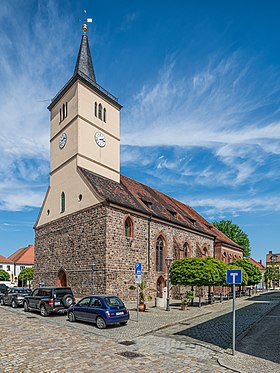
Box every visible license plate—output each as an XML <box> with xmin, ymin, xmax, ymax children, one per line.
<box><xmin>116</xmin><ymin>311</ymin><xmax>124</xmax><ymax>316</ymax></box>
<box><xmin>55</xmin><ymin>301</ymin><xmax>61</xmax><ymax>306</ymax></box>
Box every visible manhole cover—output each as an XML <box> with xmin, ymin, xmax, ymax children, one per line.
<box><xmin>119</xmin><ymin>341</ymin><xmax>136</xmax><ymax>346</ymax></box>
<box><xmin>117</xmin><ymin>351</ymin><xmax>144</xmax><ymax>359</ymax></box>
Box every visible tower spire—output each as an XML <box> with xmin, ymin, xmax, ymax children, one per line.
<box><xmin>74</xmin><ymin>10</ymin><xmax>96</xmax><ymax>82</ymax></box>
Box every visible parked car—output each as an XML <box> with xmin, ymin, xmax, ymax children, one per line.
<box><xmin>1</xmin><ymin>287</ymin><xmax>32</xmax><ymax>308</ymax></box>
<box><xmin>23</xmin><ymin>287</ymin><xmax>74</xmax><ymax>316</ymax></box>
<box><xmin>67</xmin><ymin>295</ymin><xmax>129</xmax><ymax>329</ymax></box>
<box><xmin>0</xmin><ymin>284</ymin><xmax>9</xmax><ymax>301</ymax></box>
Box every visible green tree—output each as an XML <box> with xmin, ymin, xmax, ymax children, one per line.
<box><xmin>230</xmin><ymin>258</ymin><xmax>262</xmax><ymax>286</ymax></box>
<box><xmin>0</xmin><ymin>269</ymin><xmax>10</xmax><ymax>281</ymax></box>
<box><xmin>170</xmin><ymin>258</ymin><xmax>223</xmax><ymax>287</ymax></box>
<box><xmin>264</xmin><ymin>266</ymin><xmax>280</xmax><ymax>289</ymax></box>
<box><xmin>213</xmin><ymin>220</ymin><xmax>251</xmax><ymax>257</ymax></box>
<box><xmin>19</xmin><ymin>267</ymin><xmax>34</xmax><ymax>287</ymax></box>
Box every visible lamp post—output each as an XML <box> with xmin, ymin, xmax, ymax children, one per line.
<box><xmin>165</xmin><ymin>256</ymin><xmax>173</xmax><ymax>311</ymax></box>
<box><xmin>91</xmin><ymin>262</ymin><xmax>96</xmax><ymax>294</ymax></box>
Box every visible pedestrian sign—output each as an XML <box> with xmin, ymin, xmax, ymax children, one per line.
<box><xmin>135</xmin><ymin>262</ymin><xmax>142</xmax><ymax>275</ymax></box>
<box><xmin>226</xmin><ymin>269</ymin><xmax>242</xmax><ymax>285</ymax></box>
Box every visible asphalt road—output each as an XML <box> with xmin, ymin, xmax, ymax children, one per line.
<box><xmin>237</xmin><ymin>300</ymin><xmax>280</xmax><ymax>364</ymax></box>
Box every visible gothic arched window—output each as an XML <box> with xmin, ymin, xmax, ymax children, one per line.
<box><xmin>98</xmin><ymin>104</ymin><xmax>102</xmax><ymax>120</ymax></box>
<box><xmin>124</xmin><ymin>217</ymin><xmax>133</xmax><ymax>238</ymax></box>
<box><xmin>183</xmin><ymin>242</ymin><xmax>189</xmax><ymax>258</ymax></box>
<box><xmin>60</xmin><ymin>108</ymin><xmax>62</xmax><ymax>123</ymax></box>
<box><xmin>103</xmin><ymin>108</ymin><xmax>106</xmax><ymax>123</ymax></box>
<box><xmin>62</xmin><ymin>104</ymin><xmax>65</xmax><ymax>120</ymax></box>
<box><xmin>156</xmin><ymin>236</ymin><xmax>164</xmax><ymax>272</ymax></box>
<box><xmin>61</xmin><ymin>192</ymin><xmax>65</xmax><ymax>213</ymax></box>
<box><xmin>94</xmin><ymin>102</ymin><xmax>97</xmax><ymax>117</ymax></box>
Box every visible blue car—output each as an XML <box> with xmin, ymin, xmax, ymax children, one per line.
<box><xmin>67</xmin><ymin>295</ymin><xmax>129</xmax><ymax>329</ymax></box>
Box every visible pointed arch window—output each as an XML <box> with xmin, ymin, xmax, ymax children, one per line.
<box><xmin>60</xmin><ymin>192</ymin><xmax>65</xmax><ymax>213</ymax></box>
<box><xmin>94</xmin><ymin>102</ymin><xmax>97</xmax><ymax>117</ymax></box>
<box><xmin>103</xmin><ymin>108</ymin><xmax>106</xmax><ymax>123</ymax></box>
<box><xmin>60</xmin><ymin>108</ymin><xmax>62</xmax><ymax>123</ymax></box>
<box><xmin>124</xmin><ymin>217</ymin><xmax>133</xmax><ymax>238</ymax></box>
<box><xmin>65</xmin><ymin>102</ymin><xmax>68</xmax><ymax>118</ymax></box>
<box><xmin>156</xmin><ymin>236</ymin><xmax>164</xmax><ymax>272</ymax></box>
<box><xmin>180</xmin><ymin>242</ymin><xmax>189</xmax><ymax>259</ymax></box>
<box><xmin>62</xmin><ymin>104</ymin><xmax>65</xmax><ymax>120</ymax></box>
<box><xmin>98</xmin><ymin>104</ymin><xmax>102</xmax><ymax>120</ymax></box>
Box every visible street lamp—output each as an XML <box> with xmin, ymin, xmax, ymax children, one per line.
<box><xmin>91</xmin><ymin>262</ymin><xmax>96</xmax><ymax>294</ymax></box>
<box><xmin>165</xmin><ymin>256</ymin><xmax>173</xmax><ymax>311</ymax></box>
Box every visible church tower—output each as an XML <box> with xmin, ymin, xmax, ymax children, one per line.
<box><xmin>36</xmin><ymin>22</ymin><xmax>122</xmax><ymax>227</ymax></box>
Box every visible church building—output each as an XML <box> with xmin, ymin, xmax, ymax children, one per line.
<box><xmin>34</xmin><ymin>23</ymin><xmax>243</xmax><ymax>299</ymax></box>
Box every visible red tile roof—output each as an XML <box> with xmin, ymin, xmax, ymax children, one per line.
<box><xmin>266</xmin><ymin>252</ymin><xmax>280</xmax><ymax>263</ymax></box>
<box><xmin>248</xmin><ymin>257</ymin><xmax>265</xmax><ymax>269</ymax></box>
<box><xmin>0</xmin><ymin>254</ymin><xmax>12</xmax><ymax>264</ymax></box>
<box><xmin>80</xmin><ymin>168</ymin><xmax>242</xmax><ymax>250</ymax></box>
<box><xmin>7</xmin><ymin>245</ymin><xmax>34</xmax><ymax>265</ymax></box>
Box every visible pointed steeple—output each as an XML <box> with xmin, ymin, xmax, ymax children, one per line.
<box><xmin>74</xmin><ymin>32</ymin><xmax>96</xmax><ymax>83</ymax></box>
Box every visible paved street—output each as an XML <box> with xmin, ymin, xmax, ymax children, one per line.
<box><xmin>0</xmin><ymin>291</ymin><xmax>279</xmax><ymax>372</ymax></box>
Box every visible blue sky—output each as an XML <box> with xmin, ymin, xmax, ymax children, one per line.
<box><xmin>0</xmin><ymin>0</ymin><xmax>280</xmax><ymax>262</ymax></box>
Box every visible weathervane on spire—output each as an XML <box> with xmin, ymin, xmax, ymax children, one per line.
<box><xmin>82</xmin><ymin>9</ymin><xmax>93</xmax><ymax>34</ymax></box>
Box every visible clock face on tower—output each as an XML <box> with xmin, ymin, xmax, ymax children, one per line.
<box><xmin>59</xmin><ymin>133</ymin><xmax>67</xmax><ymax>149</ymax></box>
<box><xmin>95</xmin><ymin>132</ymin><xmax>106</xmax><ymax>148</ymax></box>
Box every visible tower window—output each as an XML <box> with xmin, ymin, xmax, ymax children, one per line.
<box><xmin>124</xmin><ymin>217</ymin><xmax>133</xmax><ymax>238</ymax></box>
<box><xmin>62</xmin><ymin>104</ymin><xmax>65</xmax><ymax>120</ymax></box>
<box><xmin>98</xmin><ymin>104</ymin><xmax>102</xmax><ymax>120</ymax></box>
<box><xmin>78</xmin><ymin>194</ymin><xmax>83</xmax><ymax>202</ymax></box>
<box><xmin>156</xmin><ymin>236</ymin><xmax>164</xmax><ymax>272</ymax></box>
<box><xmin>103</xmin><ymin>108</ymin><xmax>106</xmax><ymax>123</ymax></box>
<box><xmin>94</xmin><ymin>102</ymin><xmax>97</xmax><ymax>117</ymax></box>
<box><xmin>61</xmin><ymin>192</ymin><xmax>65</xmax><ymax>213</ymax></box>
<box><xmin>60</xmin><ymin>108</ymin><xmax>62</xmax><ymax>123</ymax></box>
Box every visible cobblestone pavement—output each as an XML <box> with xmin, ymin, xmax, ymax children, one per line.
<box><xmin>0</xmin><ymin>291</ymin><xmax>279</xmax><ymax>372</ymax></box>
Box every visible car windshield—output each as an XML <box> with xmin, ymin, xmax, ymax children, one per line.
<box><xmin>104</xmin><ymin>297</ymin><xmax>124</xmax><ymax>307</ymax></box>
<box><xmin>15</xmin><ymin>289</ymin><xmax>32</xmax><ymax>294</ymax></box>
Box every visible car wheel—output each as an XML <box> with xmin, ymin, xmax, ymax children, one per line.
<box><xmin>2</xmin><ymin>299</ymin><xmax>6</xmax><ymax>306</ymax></box>
<box><xmin>62</xmin><ymin>294</ymin><xmax>74</xmax><ymax>308</ymax></box>
<box><xmin>96</xmin><ymin>316</ymin><xmax>106</xmax><ymax>329</ymax></box>
<box><xmin>68</xmin><ymin>311</ymin><xmax>76</xmax><ymax>322</ymax></box>
<box><xmin>23</xmin><ymin>301</ymin><xmax>29</xmax><ymax>312</ymax></box>
<box><xmin>11</xmin><ymin>299</ymin><xmax>17</xmax><ymax>308</ymax></box>
<box><xmin>40</xmin><ymin>305</ymin><xmax>49</xmax><ymax>317</ymax></box>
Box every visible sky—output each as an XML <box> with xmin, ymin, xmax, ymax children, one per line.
<box><xmin>0</xmin><ymin>0</ymin><xmax>280</xmax><ymax>262</ymax></box>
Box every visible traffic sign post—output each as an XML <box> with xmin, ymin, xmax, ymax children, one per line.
<box><xmin>226</xmin><ymin>269</ymin><xmax>242</xmax><ymax>356</ymax></box>
<box><xmin>135</xmin><ymin>263</ymin><xmax>142</xmax><ymax>323</ymax></box>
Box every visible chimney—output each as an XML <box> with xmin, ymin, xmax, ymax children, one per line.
<box><xmin>259</xmin><ymin>260</ymin><xmax>262</xmax><ymax>265</ymax></box>
<box><xmin>269</xmin><ymin>250</ymin><xmax>272</xmax><ymax>254</ymax></box>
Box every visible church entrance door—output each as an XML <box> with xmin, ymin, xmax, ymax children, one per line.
<box><xmin>56</xmin><ymin>269</ymin><xmax>67</xmax><ymax>287</ymax></box>
<box><xmin>156</xmin><ymin>276</ymin><xmax>165</xmax><ymax>298</ymax></box>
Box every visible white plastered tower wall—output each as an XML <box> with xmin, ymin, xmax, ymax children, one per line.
<box><xmin>36</xmin><ymin>31</ymin><xmax>121</xmax><ymax>228</ymax></box>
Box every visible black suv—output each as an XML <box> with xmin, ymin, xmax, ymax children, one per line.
<box><xmin>23</xmin><ymin>287</ymin><xmax>74</xmax><ymax>316</ymax></box>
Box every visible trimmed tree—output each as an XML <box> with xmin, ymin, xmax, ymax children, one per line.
<box><xmin>213</xmin><ymin>220</ymin><xmax>251</xmax><ymax>257</ymax></box>
<box><xmin>230</xmin><ymin>258</ymin><xmax>261</xmax><ymax>286</ymax></box>
<box><xmin>0</xmin><ymin>269</ymin><xmax>10</xmax><ymax>281</ymax></box>
<box><xmin>170</xmin><ymin>258</ymin><xmax>222</xmax><ymax>287</ymax></box>
<box><xmin>18</xmin><ymin>267</ymin><xmax>34</xmax><ymax>287</ymax></box>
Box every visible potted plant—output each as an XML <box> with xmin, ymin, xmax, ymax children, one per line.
<box><xmin>180</xmin><ymin>291</ymin><xmax>194</xmax><ymax>310</ymax></box>
<box><xmin>129</xmin><ymin>280</ymin><xmax>156</xmax><ymax>312</ymax></box>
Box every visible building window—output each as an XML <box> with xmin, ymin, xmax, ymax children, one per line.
<box><xmin>20</xmin><ymin>266</ymin><xmax>25</xmax><ymax>271</ymax></box>
<box><xmin>94</xmin><ymin>102</ymin><xmax>97</xmax><ymax>117</ymax></box>
<box><xmin>103</xmin><ymin>108</ymin><xmax>106</xmax><ymax>123</ymax></box>
<box><xmin>60</xmin><ymin>108</ymin><xmax>62</xmax><ymax>123</ymax></box>
<box><xmin>7</xmin><ymin>265</ymin><xmax>10</xmax><ymax>271</ymax></box>
<box><xmin>0</xmin><ymin>265</ymin><xmax>2</xmax><ymax>269</ymax></box>
<box><xmin>124</xmin><ymin>217</ymin><xmax>133</xmax><ymax>238</ymax></box>
<box><xmin>182</xmin><ymin>242</ymin><xmax>189</xmax><ymax>258</ymax></box>
<box><xmin>61</xmin><ymin>192</ymin><xmax>65</xmax><ymax>213</ymax></box>
<box><xmin>65</xmin><ymin>102</ymin><xmax>68</xmax><ymax>118</ymax></box>
<box><xmin>78</xmin><ymin>194</ymin><xmax>83</xmax><ymax>202</ymax></box>
<box><xmin>156</xmin><ymin>236</ymin><xmax>164</xmax><ymax>272</ymax></box>
<box><xmin>98</xmin><ymin>104</ymin><xmax>102</xmax><ymax>120</ymax></box>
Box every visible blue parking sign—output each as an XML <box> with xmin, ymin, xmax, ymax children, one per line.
<box><xmin>226</xmin><ymin>269</ymin><xmax>242</xmax><ymax>284</ymax></box>
<box><xmin>135</xmin><ymin>262</ymin><xmax>142</xmax><ymax>275</ymax></box>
